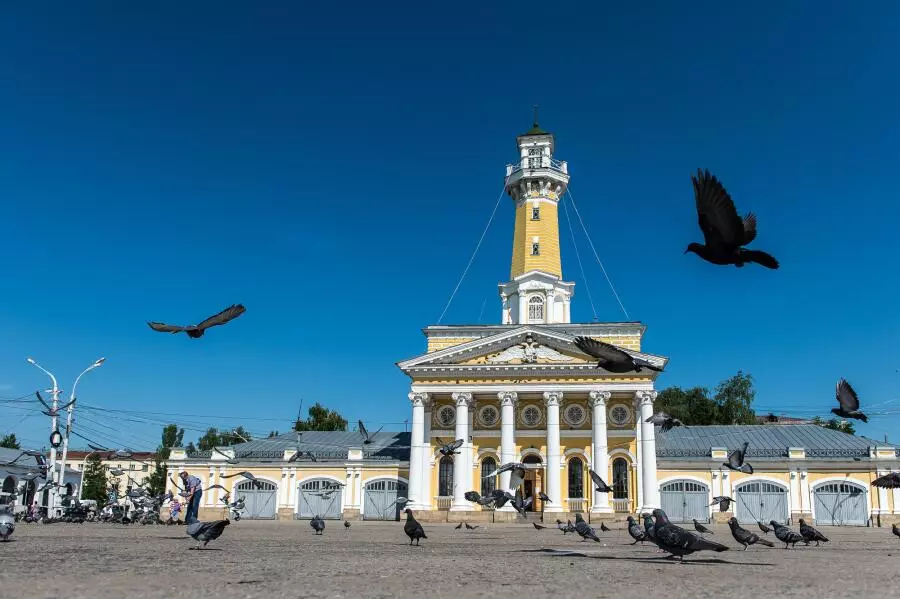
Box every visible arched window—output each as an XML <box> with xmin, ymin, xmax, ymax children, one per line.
<box><xmin>481</xmin><ymin>457</ymin><xmax>497</xmax><ymax>496</ymax></box>
<box><xmin>567</xmin><ymin>458</ymin><xmax>584</xmax><ymax>499</ymax></box>
<box><xmin>612</xmin><ymin>458</ymin><xmax>629</xmax><ymax>499</ymax></box>
<box><xmin>438</xmin><ymin>455</ymin><xmax>454</xmax><ymax>497</ymax></box>
<box><xmin>528</xmin><ymin>296</ymin><xmax>544</xmax><ymax>322</ymax></box>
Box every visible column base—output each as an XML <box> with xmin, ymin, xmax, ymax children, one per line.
<box><xmin>542</xmin><ymin>505</ymin><xmax>564</xmax><ymax>513</ymax></box>
<box><xmin>590</xmin><ymin>505</ymin><xmax>614</xmax><ymax>514</ymax></box>
<box><xmin>638</xmin><ymin>505</ymin><xmax>661</xmax><ymax>515</ymax></box>
<box><xmin>449</xmin><ymin>504</ymin><xmax>472</xmax><ymax>512</ymax></box>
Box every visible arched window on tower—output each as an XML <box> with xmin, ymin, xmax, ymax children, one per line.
<box><xmin>528</xmin><ymin>296</ymin><xmax>544</xmax><ymax>322</ymax></box>
<box><xmin>438</xmin><ymin>455</ymin><xmax>454</xmax><ymax>497</ymax></box>
<box><xmin>567</xmin><ymin>457</ymin><xmax>584</xmax><ymax>499</ymax></box>
<box><xmin>481</xmin><ymin>457</ymin><xmax>497</xmax><ymax>496</ymax></box>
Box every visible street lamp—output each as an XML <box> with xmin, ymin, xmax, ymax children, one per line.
<box><xmin>57</xmin><ymin>358</ymin><xmax>106</xmax><ymax>510</ymax></box>
<box><xmin>26</xmin><ymin>357</ymin><xmax>61</xmax><ymax>514</ymax></box>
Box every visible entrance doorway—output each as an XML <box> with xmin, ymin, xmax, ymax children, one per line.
<box><xmin>521</xmin><ymin>454</ymin><xmax>543</xmax><ymax>511</ymax></box>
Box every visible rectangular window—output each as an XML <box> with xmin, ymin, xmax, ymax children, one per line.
<box><xmin>531</xmin><ymin>206</ymin><xmax>540</xmax><ymax>220</ymax></box>
<box><xmin>142</xmin><ymin>464</ymin><xmax>149</xmax><ymax>472</ymax></box>
<box><xmin>531</xmin><ymin>242</ymin><xmax>540</xmax><ymax>256</ymax></box>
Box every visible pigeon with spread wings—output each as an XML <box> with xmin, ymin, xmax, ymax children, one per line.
<box><xmin>574</xmin><ymin>336</ymin><xmax>663</xmax><ymax>373</ymax></box>
<box><xmin>148</xmin><ymin>304</ymin><xmax>246</xmax><ymax>338</ymax></box>
<box><xmin>358</xmin><ymin>420</ymin><xmax>384</xmax><ymax>444</ymax></box>
<box><xmin>488</xmin><ymin>462</ymin><xmax>526</xmax><ymax>493</ymax></box>
<box><xmin>833</xmin><ymin>378</ymin><xmax>868</xmax><ymax>422</ymax></box>
<box><xmin>438</xmin><ymin>438</ymin><xmax>465</xmax><ymax>457</ymax></box>
<box><xmin>588</xmin><ymin>468</ymin><xmax>614</xmax><ymax>493</ymax></box>
<box><xmin>645</xmin><ymin>411</ymin><xmax>684</xmax><ymax>433</ymax></box>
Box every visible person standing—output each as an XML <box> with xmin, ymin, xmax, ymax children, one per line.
<box><xmin>179</xmin><ymin>469</ymin><xmax>203</xmax><ymax>524</ymax></box>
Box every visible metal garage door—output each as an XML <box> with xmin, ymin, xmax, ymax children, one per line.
<box><xmin>813</xmin><ymin>482</ymin><xmax>868</xmax><ymax>526</ymax></box>
<box><xmin>660</xmin><ymin>480</ymin><xmax>710</xmax><ymax>523</ymax></box>
<box><xmin>735</xmin><ymin>481</ymin><xmax>788</xmax><ymax>525</ymax></box>
<box><xmin>297</xmin><ymin>479</ymin><xmax>343</xmax><ymax>520</ymax></box>
<box><xmin>363</xmin><ymin>479</ymin><xmax>408</xmax><ymax>521</ymax></box>
<box><xmin>234</xmin><ymin>480</ymin><xmax>278</xmax><ymax>520</ymax></box>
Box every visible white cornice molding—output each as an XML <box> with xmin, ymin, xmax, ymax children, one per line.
<box><xmin>413</xmin><ymin>382</ymin><xmax>656</xmax><ymax>394</ymax></box>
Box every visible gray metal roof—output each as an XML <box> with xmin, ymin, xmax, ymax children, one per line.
<box><xmin>656</xmin><ymin>425</ymin><xmax>893</xmax><ymax>459</ymax></box>
<box><xmin>187</xmin><ymin>430</ymin><xmax>411</xmax><ymax>462</ymax></box>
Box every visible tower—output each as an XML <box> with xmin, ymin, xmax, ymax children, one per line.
<box><xmin>499</xmin><ymin>113</ymin><xmax>575</xmax><ymax>325</ymax></box>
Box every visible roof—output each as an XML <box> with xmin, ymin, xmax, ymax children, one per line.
<box><xmin>755</xmin><ymin>414</ymin><xmax>814</xmax><ymax>425</ymax></box>
<box><xmin>656</xmin><ymin>425</ymin><xmax>894</xmax><ymax>459</ymax></box>
<box><xmin>67</xmin><ymin>450</ymin><xmax>156</xmax><ymax>460</ymax></box>
<box><xmin>520</xmin><ymin>123</ymin><xmax>548</xmax><ymax>136</ymax></box>
<box><xmin>185</xmin><ymin>430</ymin><xmax>411</xmax><ymax>462</ymax></box>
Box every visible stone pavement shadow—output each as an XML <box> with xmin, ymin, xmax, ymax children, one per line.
<box><xmin>520</xmin><ymin>547</ymin><xmax>775</xmax><ymax>567</ymax></box>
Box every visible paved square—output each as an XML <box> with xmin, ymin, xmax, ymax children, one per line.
<box><xmin>0</xmin><ymin>520</ymin><xmax>895</xmax><ymax>598</ymax></box>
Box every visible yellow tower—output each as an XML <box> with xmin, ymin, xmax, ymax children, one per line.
<box><xmin>499</xmin><ymin>113</ymin><xmax>575</xmax><ymax>325</ymax></box>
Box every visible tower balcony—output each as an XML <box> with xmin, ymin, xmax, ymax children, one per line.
<box><xmin>506</xmin><ymin>156</ymin><xmax>568</xmax><ymax>178</ymax></box>
<box><xmin>505</xmin><ymin>156</ymin><xmax>570</xmax><ymax>199</ymax></box>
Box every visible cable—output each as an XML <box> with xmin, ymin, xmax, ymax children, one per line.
<box><xmin>561</xmin><ymin>194</ymin><xmax>598</xmax><ymax>320</ymax></box>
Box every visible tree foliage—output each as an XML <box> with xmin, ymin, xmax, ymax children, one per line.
<box><xmin>812</xmin><ymin>416</ymin><xmax>856</xmax><ymax>435</ymax></box>
<box><xmin>293</xmin><ymin>402</ymin><xmax>348</xmax><ymax>432</ymax></box>
<box><xmin>0</xmin><ymin>433</ymin><xmax>20</xmax><ymax>449</ymax></box>
<box><xmin>196</xmin><ymin>426</ymin><xmax>252</xmax><ymax>450</ymax></box>
<box><xmin>81</xmin><ymin>453</ymin><xmax>108</xmax><ymax>504</ymax></box>
<box><xmin>655</xmin><ymin>371</ymin><xmax>758</xmax><ymax>426</ymax></box>
<box><xmin>146</xmin><ymin>424</ymin><xmax>185</xmax><ymax>496</ymax></box>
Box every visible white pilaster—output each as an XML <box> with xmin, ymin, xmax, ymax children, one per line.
<box><xmin>420</xmin><ymin>403</ymin><xmax>433</xmax><ymax>509</ymax></box>
<box><xmin>407</xmin><ymin>391</ymin><xmax>429</xmax><ymax>509</ymax></box>
<box><xmin>207</xmin><ymin>466</ymin><xmax>216</xmax><ymax>506</ymax></box>
<box><xmin>789</xmin><ymin>469</ymin><xmax>801</xmax><ymax>516</ymax></box>
<box><xmin>634</xmin><ymin>405</ymin><xmax>644</xmax><ymax>510</ymax></box>
<box><xmin>497</xmin><ymin>391</ymin><xmax>518</xmax><ymax>510</ymax></box>
<box><xmin>636</xmin><ymin>390</ymin><xmax>660</xmax><ymax>511</ymax></box>
<box><xmin>280</xmin><ymin>467</ymin><xmax>288</xmax><ymax>508</ymax></box>
<box><xmin>875</xmin><ymin>470</ymin><xmax>889</xmax><ymax>516</ymax></box>
<box><xmin>543</xmin><ymin>391</ymin><xmax>563</xmax><ymax>512</ymax></box>
<box><xmin>799</xmin><ymin>469</ymin><xmax>810</xmax><ymax>518</ymax></box>
<box><xmin>589</xmin><ymin>390</ymin><xmax>613</xmax><ymax>513</ymax></box>
<box><xmin>450</xmin><ymin>392</ymin><xmax>473</xmax><ymax>511</ymax></box>
<box><xmin>892</xmin><ymin>470</ymin><xmax>900</xmax><ymax>515</ymax></box>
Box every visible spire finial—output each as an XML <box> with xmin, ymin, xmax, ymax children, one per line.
<box><xmin>532</xmin><ymin>104</ymin><xmax>539</xmax><ymax>127</ymax></box>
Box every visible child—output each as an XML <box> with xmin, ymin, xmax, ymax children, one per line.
<box><xmin>169</xmin><ymin>498</ymin><xmax>182</xmax><ymax>523</ymax></box>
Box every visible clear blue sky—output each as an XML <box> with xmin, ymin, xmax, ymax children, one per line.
<box><xmin>1</xmin><ymin>2</ymin><xmax>897</xmax><ymax>451</ymax></box>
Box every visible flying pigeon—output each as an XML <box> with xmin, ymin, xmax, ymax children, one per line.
<box><xmin>509</xmin><ymin>495</ymin><xmax>532</xmax><ymax>517</ymax></box>
<box><xmin>727</xmin><ymin>517</ymin><xmax>774</xmax><ymax>550</ymax></box>
<box><xmin>186</xmin><ymin>519</ymin><xmax>229</xmax><ymax>549</ymax></box>
<box><xmin>574</xmin><ymin>336</ymin><xmax>663</xmax><ymax>373</ymax></box>
<box><xmin>770</xmin><ymin>521</ymin><xmax>808</xmax><ymax>549</ymax></box>
<box><xmin>626</xmin><ymin>516</ymin><xmax>646</xmax><ymax>544</ymax></box>
<box><xmin>710</xmin><ymin>496</ymin><xmax>735</xmax><ymax>512</ymax></box>
<box><xmin>389</xmin><ymin>496</ymin><xmax>410</xmax><ymax>509</ymax></box>
<box><xmin>872</xmin><ymin>472</ymin><xmax>900</xmax><ymax>489</ymax></box>
<box><xmin>573</xmin><ymin>513</ymin><xmax>601</xmax><ymax>542</ymax></box>
<box><xmin>685</xmin><ymin>168</ymin><xmax>779</xmax><ymax>269</ymax></box>
<box><xmin>204</xmin><ymin>484</ymin><xmax>228</xmax><ymax>493</ymax></box>
<box><xmin>358</xmin><ymin>420</ymin><xmax>384</xmax><ymax>444</ymax></box>
<box><xmin>723</xmin><ymin>442</ymin><xmax>753</xmax><ymax>474</ymax></box>
<box><xmin>489</xmin><ymin>462</ymin><xmax>526</xmax><ymax>492</ymax></box>
<box><xmin>600</xmin><ymin>522</ymin><xmax>611</xmax><ymax>532</ymax></box>
<box><xmin>464</xmin><ymin>522</ymin><xmax>478</xmax><ymax>530</ymax></box>
<box><xmin>652</xmin><ymin>509</ymin><xmax>729</xmax><ymax>562</ymax></box>
<box><xmin>219</xmin><ymin>472</ymin><xmax>263</xmax><ymax>488</ymax></box>
<box><xmin>833</xmin><ymin>378</ymin><xmax>868</xmax><ymax>422</ymax></box>
<box><xmin>693</xmin><ymin>519</ymin><xmax>713</xmax><ymax>535</ymax></box>
<box><xmin>438</xmin><ymin>439</ymin><xmax>465</xmax><ymax>457</ymax></box>
<box><xmin>455</xmin><ymin>522</ymin><xmax>462</xmax><ymax>529</ymax></box>
<box><xmin>0</xmin><ymin>506</ymin><xmax>14</xmax><ymax>541</ymax></box>
<box><xmin>310</xmin><ymin>515</ymin><xmax>325</xmax><ymax>535</ymax></box>
<box><xmin>147</xmin><ymin>304</ymin><xmax>246</xmax><ymax>338</ymax></box>
<box><xmin>533</xmin><ymin>522</ymin><xmax>546</xmax><ymax>530</ymax></box>
<box><xmin>403</xmin><ymin>509</ymin><xmax>427</xmax><ymax>546</ymax></box>
<box><xmin>798</xmin><ymin>518</ymin><xmax>829</xmax><ymax>547</ymax></box>
<box><xmin>757</xmin><ymin>521</ymin><xmax>772</xmax><ymax>535</ymax></box>
<box><xmin>645</xmin><ymin>411</ymin><xmax>684</xmax><ymax>433</ymax></box>
<box><xmin>538</xmin><ymin>491</ymin><xmax>551</xmax><ymax>503</ymax></box>
<box><xmin>588</xmin><ymin>469</ymin><xmax>614</xmax><ymax>493</ymax></box>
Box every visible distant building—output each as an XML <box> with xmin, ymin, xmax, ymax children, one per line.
<box><xmin>67</xmin><ymin>450</ymin><xmax>157</xmax><ymax>495</ymax></box>
<box><xmin>757</xmin><ymin>413</ymin><xmax>815</xmax><ymax>425</ymax></box>
<box><xmin>0</xmin><ymin>447</ymin><xmax>81</xmax><ymax>512</ymax></box>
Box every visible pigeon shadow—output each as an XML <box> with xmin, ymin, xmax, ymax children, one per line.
<box><xmin>520</xmin><ymin>548</ymin><xmax>774</xmax><ymax>567</ymax></box>
<box><xmin>187</xmin><ymin>547</ymin><xmax>223</xmax><ymax>551</ymax></box>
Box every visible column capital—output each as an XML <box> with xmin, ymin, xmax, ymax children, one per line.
<box><xmin>634</xmin><ymin>390</ymin><xmax>658</xmax><ymax>407</ymax></box>
<box><xmin>543</xmin><ymin>391</ymin><xmax>563</xmax><ymax>407</ymax></box>
<box><xmin>408</xmin><ymin>392</ymin><xmax>431</xmax><ymax>408</ymax></box>
<box><xmin>451</xmin><ymin>391</ymin><xmax>474</xmax><ymax>407</ymax></box>
<box><xmin>588</xmin><ymin>390</ymin><xmax>611</xmax><ymax>407</ymax></box>
<box><xmin>497</xmin><ymin>391</ymin><xmax>518</xmax><ymax>407</ymax></box>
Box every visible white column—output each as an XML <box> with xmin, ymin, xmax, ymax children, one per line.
<box><xmin>207</xmin><ymin>467</ymin><xmax>216</xmax><ymax>506</ymax></box>
<box><xmin>420</xmin><ymin>404</ymin><xmax>432</xmax><ymax>510</ymax></box>
<box><xmin>468</xmin><ymin>401</ymin><xmax>476</xmax><ymax>488</ymax></box>
<box><xmin>497</xmin><ymin>391</ymin><xmax>518</xmax><ymax>510</ymax></box>
<box><xmin>450</xmin><ymin>392</ymin><xmax>473</xmax><ymax>511</ymax></box>
<box><xmin>875</xmin><ymin>470</ymin><xmax>889</xmax><ymax>517</ymax></box>
<box><xmin>636</xmin><ymin>390</ymin><xmax>660</xmax><ymax>510</ymax></box>
<box><xmin>543</xmin><ymin>391</ymin><xmax>563</xmax><ymax>512</ymax></box>
<box><xmin>518</xmin><ymin>294</ymin><xmax>527</xmax><ymax>325</ymax></box>
<box><xmin>589</xmin><ymin>390</ymin><xmax>612</xmax><ymax>513</ymax></box>
<box><xmin>634</xmin><ymin>404</ymin><xmax>644</xmax><ymax>510</ymax></box>
<box><xmin>407</xmin><ymin>392</ymin><xmax>429</xmax><ymax>509</ymax></box>
<box><xmin>789</xmin><ymin>469</ymin><xmax>801</xmax><ymax>516</ymax></box>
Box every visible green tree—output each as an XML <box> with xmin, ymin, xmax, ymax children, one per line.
<box><xmin>197</xmin><ymin>427</ymin><xmax>222</xmax><ymax>451</ymax></box>
<box><xmin>812</xmin><ymin>416</ymin><xmax>856</xmax><ymax>435</ymax></box>
<box><xmin>146</xmin><ymin>424</ymin><xmax>185</xmax><ymax>496</ymax></box>
<box><xmin>654</xmin><ymin>386</ymin><xmax>718</xmax><ymax>425</ymax></box>
<box><xmin>293</xmin><ymin>402</ymin><xmax>348</xmax><ymax>432</ymax></box>
<box><xmin>220</xmin><ymin>426</ymin><xmax>252</xmax><ymax>445</ymax></box>
<box><xmin>185</xmin><ymin>441</ymin><xmax>197</xmax><ymax>453</ymax></box>
<box><xmin>268</xmin><ymin>430</ymin><xmax>279</xmax><ymax>438</ymax></box>
<box><xmin>712</xmin><ymin>371</ymin><xmax>757</xmax><ymax>425</ymax></box>
<box><xmin>655</xmin><ymin>371</ymin><xmax>757</xmax><ymax>426</ymax></box>
<box><xmin>81</xmin><ymin>453</ymin><xmax>108</xmax><ymax>504</ymax></box>
<box><xmin>0</xmin><ymin>433</ymin><xmax>20</xmax><ymax>449</ymax></box>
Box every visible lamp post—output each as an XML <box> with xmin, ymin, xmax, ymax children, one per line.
<box><xmin>57</xmin><ymin>358</ymin><xmax>105</xmax><ymax>513</ymax></box>
<box><xmin>26</xmin><ymin>358</ymin><xmax>60</xmax><ymax>515</ymax></box>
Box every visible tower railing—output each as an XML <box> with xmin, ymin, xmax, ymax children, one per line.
<box><xmin>505</xmin><ymin>157</ymin><xmax>568</xmax><ymax>177</ymax></box>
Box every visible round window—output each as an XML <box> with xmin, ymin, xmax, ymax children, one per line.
<box><xmin>564</xmin><ymin>404</ymin><xmax>586</xmax><ymax>426</ymax></box>
<box><xmin>609</xmin><ymin>405</ymin><xmax>630</xmax><ymax>426</ymax></box>
<box><xmin>479</xmin><ymin>406</ymin><xmax>499</xmax><ymax>427</ymax></box>
<box><xmin>522</xmin><ymin>405</ymin><xmax>541</xmax><ymax>427</ymax></box>
<box><xmin>437</xmin><ymin>405</ymin><xmax>455</xmax><ymax>427</ymax></box>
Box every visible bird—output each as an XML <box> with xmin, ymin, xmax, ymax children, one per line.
<box><xmin>357</xmin><ymin>420</ymin><xmax>384</xmax><ymax>444</ymax></box>
<box><xmin>685</xmin><ymin>168</ymin><xmax>779</xmax><ymax>269</ymax></box>
<box><xmin>464</xmin><ymin>489</ymin><xmax>512</xmax><ymax>509</ymax></box>
<box><xmin>833</xmin><ymin>378</ymin><xmax>868</xmax><ymax>422</ymax></box>
<box><xmin>710</xmin><ymin>496</ymin><xmax>735</xmax><ymax>512</ymax></box>
<box><xmin>464</xmin><ymin>522</ymin><xmax>478</xmax><ymax>530</ymax></box>
<box><xmin>798</xmin><ymin>518</ymin><xmax>829</xmax><ymax>547</ymax></box>
<box><xmin>573</xmin><ymin>513</ymin><xmax>601</xmax><ymax>542</ymax></box>
<box><xmin>0</xmin><ymin>506</ymin><xmax>14</xmax><ymax>541</ymax></box>
<box><xmin>344</xmin><ymin>520</ymin><xmax>351</xmax><ymax>529</ymax></box>
<box><xmin>185</xmin><ymin>519</ymin><xmax>229</xmax><ymax>549</ymax></box>
<box><xmin>310</xmin><ymin>515</ymin><xmax>325</xmax><ymax>535</ymax></box>
<box><xmin>600</xmin><ymin>522</ymin><xmax>611</xmax><ymax>532</ymax></box>
<box><xmin>438</xmin><ymin>439</ymin><xmax>465</xmax><ymax>457</ymax></box>
<box><xmin>219</xmin><ymin>472</ymin><xmax>263</xmax><ymax>489</ymax></box>
<box><xmin>489</xmin><ymin>462</ymin><xmax>527</xmax><ymax>492</ymax></box>
<box><xmin>538</xmin><ymin>491</ymin><xmax>551</xmax><ymax>503</ymax></box>
<box><xmin>555</xmin><ymin>519</ymin><xmax>569</xmax><ymax>534</ymax></box>
<box><xmin>651</xmin><ymin>509</ymin><xmax>729</xmax><ymax>563</ymax></box>
<box><xmin>892</xmin><ymin>523</ymin><xmax>899</xmax><ymax>539</ymax></box>
<box><xmin>588</xmin><ymin>469</ymin><xmax>614</xmax><ymax>493</ymax></box>
<box><xmin>533</xmin><ymin>522</ymin><xmax>546</xmax><ymax>530</ymax></box>
<box><xmin>147</xmin><ymin>304</ymin><xmax>246</xmax><ymax>338</ymax></box>
<box><xmin>727</xmin><ymin>517</ymin><xmax>774</xmax><ymax>550</ymax></box>
<box><xmin>565</xmin><ymin>520</ymin><xmax>577</xmax><ymax>534</ymax></box>
<box><xmin>757</xmin><ymin>521</ymin><xmax>772</xmax><ymax>535</ymax></box>
<box><xmin>770</xmin><ymin>521</ymin><xmax>808</xmax><ymax>549</ymax></box>
<box><xmin>509</xmin><ymin>495</ymin><xmax>532</xmax><ymax>517</ymax></box>
<box><xmin>455</xmin><ymin>522</ymin><xmax>462</xmax><ymax>529</ymax></box>
<box><xmin>204</xmin><ymin>484</ymin><xmax>228</xmax><ymax>493</ymax></box>
<box><xmin>626</xmin><ymin>516</ymin><xmax>646</xmax><ymax>544</ymax></box>
<box><xmin>723</xmin><ymin>442</ymin><xmax>753</xmax><ymax>474</ymax></box>
<box><xmin>693</xmin><ymin>519</ymin><xmax>714</xmax><ymax>535</ymax></box>
<box><xmin>574</xmin><ymin>336</ymin><xmax>663</xmax><ymax>373</ymax></box>
<box><xmin>872</xmin><ymin>472</ymin><xmax>900</xmax><ymax>488</ymax></box>
<box><xmin>403</xmin><ymin>509</ymin><xmax>427</xmax><ymax>546</ymax></box>
<box><xmin>645</xmin><ymin>411</ymin><xmax>684</xmax><ymax>433</ymax></box>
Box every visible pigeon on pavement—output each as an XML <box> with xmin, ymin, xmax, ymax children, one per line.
<box><xmin>652</xmin><ymin>509</ymin><xmax>729</xmax><ymax>563</ymax></box>
<box><xmin>600</xmin><ymin>522</ymin><xmax>611</xmax><ymax>532</ymax></box>
<box><xmin>770</xmin><ymin>521</ymin><xmax>808</xmax><ymax>549</ymax></box>
<box><xmin>344</xmin><ymin>520</ymin><xmax>351</xmax><ymax>529</ymax></box>
<box><xmin>533</xmin><ymin>522</ymin><xmax>546</xmax><ymax>530</ymax></box>
<box><xmin>186</xmin><ymin>519</ymin><xmax>229</xmax><ymax>549</ymax></box>
<box><xmin>455</xmin><ymin>522</ymin><xmax>462</xmax><ymax>530</ymax></box>
<box><xmin>892</xmin><ymin>523</ymin><xmax>899</xmax><ymax>539</ymax></box>
<box><xmin>693</xmin><ymin>519</ymin><xmax>713</xmax><ymax>535</ymax></box>
<box><xmin>727</xmin><ymin>517</ymin><xmax>774</xmax><ymax>550</ymax></box>
<box><xmin>464</xmin><ymin>522</ymin><xmax>478</xmax><ymax>530</ymax></box>
<box><xmin>798</xmin><ymin>519</ymin><xmax>829</xmax><ymax>547</ymax></box>
<box><xmin>626</xmin><ymin>516</ymin><xmax>646</xmax><ymax>545</ymax></box>
<box><xmin>757</xmin><ymin>521</ymin><xmax>772</xmax><ymax>535</ymax></box>
<box><xmin>310</xmin><ymin>515</ymin><xmax>325</xmax><ymax>535</ymax></box>
<box><xmin>574</xmin><ymin>336</ymin><xmax>663</xmax><ymax>373</ymax></box>
<box><xmin>645</xmin><ymin>411</ymin><xmax>684</xmax><ymax>432</ymax></box>
<box><xmin>573</xmin><ymin>513</ymin><xmax>601</xmax><ymax>542</ymax></box>
<box><xmin>403</xmin><ymin>509</ymin><xmax>427</xmax><ymax>546</ymax></box>
<box><xmin>723</xmin><ymin>442</ymin><xmax>753</xmax><ymax>474</ymax></box>
<box><xmin>833</xmin><ymin>378</ymin><xmax>868</xmax><ymax>422</ymax></box>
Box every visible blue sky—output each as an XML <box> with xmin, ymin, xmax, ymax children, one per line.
<box><xmin>1</xmin><ymin>2</ymin><xmax>897</xmax><ymax>451</ymax></box>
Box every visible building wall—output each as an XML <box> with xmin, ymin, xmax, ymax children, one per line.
<box><xmin>510</xmin><ymin>199</ymin><xmax>562</xmax><ymax>279</ymax></box>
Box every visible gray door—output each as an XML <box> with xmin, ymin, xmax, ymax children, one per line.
<box><xmin>735</xmin><ymin>481</ymin><xmax>788</xmax><ymax>524</ymax></box>
<box><xmin>234</xmin><ymin>480</ymin><xmax>278</xmax><ymax>520</ymax></box>
<box><xmin>297</xmin><ymin>479</ymin><xmax>343</xmax><ymax>520</ymax></box>
<box><xmin>363</xmin><ymin>479</ymin><xmax>408</xmax><ymax>521</ymax></box>
<box><xmin>813</xmin><ymin>482</ymin><xmax>868</xmax><ymax>526</ymax></box>
<box><xmin>660</xmin><ymin>480</ymin><xmax>710</xmax><ymax>523</ymax></box>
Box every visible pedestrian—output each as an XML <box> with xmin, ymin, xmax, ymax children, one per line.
<box><xmin>179</xmin><ymin>468</ymin><xmax>203</xmax><ymax>525</ymax></box>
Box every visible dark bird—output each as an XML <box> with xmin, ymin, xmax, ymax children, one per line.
<box><xmin>600</xmin><ymin>522</ymin><xmax>611</xmax><ymax>532</ymax></box>
<box><xmin>464</xmin><ymin>522</ymin><xmax>478</xmax><ymax>530</ymax></box>
<box><xmin>723</xmin><ymin>442</ymin><xmax>753</xmax><ymax>474</ymax></box>
<box><xmin>770</xmin><ymin>521</ymin><xmax>808</xmax><ymax>549</ymax></box>
<box><xmin>0</xmin><ymin>506</ymin><xmax>14</xmax><ymax>541</ymax></box>
<box><xmin>573</xmin><ymin>513</ymin><xmax>601</xmax><ymax>542</ymax></box>
<box><xmin>489</xmin><ymin>462</ymin><xmax>527</xmax><ymax>492</ymax></box>
<box><xmin>464</xmin><ymin>489</ymin><xmax>512</xmax><ymax>509</ymax></box>
<box><xmin>892</xmin><ymin>523</ymin><xmax>899</xmax><ymax>539</ymax></box>
<box><xmin>509</xmin><ymin>495</ymin><xmax>532</xmax><ymax>517</ymax></box>
<box><xmin>710</xmin><ymin>496</ymin><xmax>735</xmax><ymax>512</ymax></box>
<box><xmin>403</xmin><ymin>509</ymin><xmax>427</xmax><ymax>546</ymax></box>
<box><xmin>533</xmin><ymin>522</ymin><xmax>546</xmax><ymax>530</ymax></box>
<box><xmin>728</xmin><ymin>517</ymin><xmax>774</xmax><ymax>550</ymax></box>
<box><xmin>538</xmin><ymin>491</ymin><xmax>551</xmax><ymax>503</ymax></box>
<box><xmin>872</xmin><ymin>472</ymin><xmax>900</xmax><ymax>489</ymax></box>
<box><xmin>574</xmin><ymin>336</ymin><xmax>663</xmax><ymax>373</ymax></box>
<box><xmin>588</xmin><ymin>469</ymin><xmax>614</xmax><ymax>493</ymax></box>
<box><xmin>626</xmin><ymin>516</ymin><xmax>646</xmax><ymax>545</ymax></box>
<box><xmin>757</xmin><ymin>521</ymin><xmax>772</xmax><ymax>535</ymax></box>
<box><xmin>310</xmin><ymin>515</ymin><xmax>325</xmax><ymax>535</ymax></box>
<box><xmin>556</xmin><ymin>519</ymin><xmax>569</xmax><ymax>534</ymax></box>
<box><xmin>685</xmin><ymin>168</ymin><xmax>779</xmax><ymax>269</ymax></box>
<box><xmin>693</xmin><ymin>519</ymin><xmax>713</xmax><ymax>535</ymax></box>
<box><xmin>438</xmin><ymin>438</ymin><xmax>465</xmax><ymax>457</ymax></box>
<box><xmin>219</xmin><ymin>472</ymin><xmax>263</xmax><ymax>489</ymax></box>
<box><xmin>147</xmin><ymin>304</ymin><xmax>246</xmax><ymax>338</ymax></box>
<box><xmin>344</xmin><ymin>520</ymin><xmax>351</xmax><ymax>529</ymax></box>
<box><xmin>798</xmin><ymin>518</ymin><xmax>829</xmax><ymax>547</ymax></box>
<box><xmin>565</xmin><ymin>520</ymin><xmax>577</xmax><ymax>534</ymax></box>
<box><xmin>833</xmin><ymin>378</ymin><xmax>868</xmax><ymax>422</ymax></box>
<box><xmin>455</xmin><ymin>522</ymin><xmax>462</xmax><ymax>529</ymax></box>
<box><xmin>652</xmin><ymin>509</ymin><xmax>729</xmax><ymax>563</ymax></box>
<box><xmin>642</xmin><ymin>513</ymin><xmax>658</xmax><ymax>544</ymax></box>
<box><xmin>185</xmin><ymin>519</ymin><xmax>229</xmax><ymax>549</ymax></box>
<box><xmin>357</xmin><ymin>420</ymin><xmax>384</xmax><ymax>444</ymax></box>
<box><xmin>645</xmin><ymin>411</ymin><xmax>684</xmax><ymax>433</ymax></box>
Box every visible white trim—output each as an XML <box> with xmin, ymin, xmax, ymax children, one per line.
<box><xmin>229</xmin><ymin>475</ymin><xmax>279</xmax><ymax>497</ymax></box>
<box><xmin>520</xmin><ymin>448</ymin><xmax>546</xmax><ymax>462</ymax></box>
<box><xmin>732</xmin><ymin>476</ymin><xmax>789</xmax><ymax>492</ymax></box>
<box><xmin>609</xmin><ymin>448</ymin><xmax>637</xmax><ymax>463</ymax></box>
<box><xmin>296</xmin><ymin>474</ymin><xmax>345</xmax><ymax>487</ymax></box>
<box><xmin>411</xmin><ymin>383</ymin><xmax>656</xmax><ymax>394</ymax></box>
<box><xmin>564</xmin><ymin>448</ymin><xmax>588</xmax><ymax>459</ymax></box>
<box><xmin>476</xmin><ymin>449</ymin><xmax>500</xmax><ymax>461</ymax></box>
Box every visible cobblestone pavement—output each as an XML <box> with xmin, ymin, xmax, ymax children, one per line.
<box><xmin>1</xmin><ymin>520</ymin><xmax>896</xmax><ymax>599</ymax></box>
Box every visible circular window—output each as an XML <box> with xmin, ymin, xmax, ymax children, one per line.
<box><xmin>521</xmin><ymin>405</ymin><xmax>542</xmax><ymax>427</ymax></box>
<box><xmin>564</xmin><ymin>404</ymin><xmax>586</xmax><ymax>426</ymax></box>
<box><xmin>478</xmin><ymin>405</ymin><xmax>499</xmax><ymax>427</ymax></box>
<box><xmin>437</xmin><ymin>405</ymin><xmax>455</xmax><ymax>427</ymax></box>
<box><xmin>609</xmin><ymin>405</ymin><xmax>630</xmax><ymax>426</ymax></box>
